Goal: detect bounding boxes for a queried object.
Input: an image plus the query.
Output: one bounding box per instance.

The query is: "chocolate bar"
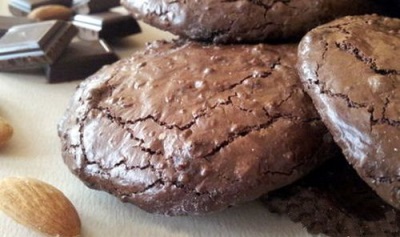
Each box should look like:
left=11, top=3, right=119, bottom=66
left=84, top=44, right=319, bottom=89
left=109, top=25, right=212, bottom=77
left=0, top=16, right=35, bottom=37
left=72, top=11, right=141, bottom=41
left=8, top=0, right=72, bottom=16
left=0, top=20, right=77, bottom=71
left=72, top=0, right=120, bottom=14
left=45, top=39, right=119, bottom=83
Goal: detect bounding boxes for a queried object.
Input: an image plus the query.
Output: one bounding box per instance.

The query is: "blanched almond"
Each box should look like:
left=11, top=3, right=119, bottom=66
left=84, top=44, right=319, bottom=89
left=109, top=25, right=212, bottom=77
left=28, top=5, right=73, bottom=21
left=0, top=177, right=81, bottom=237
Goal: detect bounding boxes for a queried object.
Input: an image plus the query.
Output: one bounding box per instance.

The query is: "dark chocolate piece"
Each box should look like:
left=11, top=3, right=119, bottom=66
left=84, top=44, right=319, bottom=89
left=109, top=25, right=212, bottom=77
left=262, top=156, right=400, bottom=237
left=0, top=20, right=77, bottom=71
left=45, top=39, right=119, bottom=83
left=72, top=11, right=141, bottom=41
left=58, top=40, right=334, bottom=216
left=72, top=0, right=120, bottom=14
left=0, top=16, right=35, bottom=37
left=8, top=0, right=72, bottom=16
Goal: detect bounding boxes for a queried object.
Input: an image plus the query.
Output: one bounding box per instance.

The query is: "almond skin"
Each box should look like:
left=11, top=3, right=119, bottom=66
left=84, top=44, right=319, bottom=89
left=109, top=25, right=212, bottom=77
left=0, top=177, right=81, bottom=237
left=27, top=5, right=73, bottom=21
left=0, top=116, right=13, bottom=147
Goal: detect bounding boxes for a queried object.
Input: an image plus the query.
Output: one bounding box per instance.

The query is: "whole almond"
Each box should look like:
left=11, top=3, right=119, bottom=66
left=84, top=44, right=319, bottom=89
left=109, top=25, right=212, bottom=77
left=0, top=177, right=81, bottom=237
left=27, top=5, right=73, bottom=21
left=0, top=116, right=13, bottom=147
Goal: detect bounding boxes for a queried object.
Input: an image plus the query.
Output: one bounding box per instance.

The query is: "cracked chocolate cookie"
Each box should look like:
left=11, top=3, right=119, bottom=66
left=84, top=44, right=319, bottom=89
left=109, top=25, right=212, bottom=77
left=121, top=0, right=383, bottom=43
left=262, top=156, right=400, bottom=237
left=58, top=40, right=332, bottom=215
left=297, top=15, right=400, bottom=209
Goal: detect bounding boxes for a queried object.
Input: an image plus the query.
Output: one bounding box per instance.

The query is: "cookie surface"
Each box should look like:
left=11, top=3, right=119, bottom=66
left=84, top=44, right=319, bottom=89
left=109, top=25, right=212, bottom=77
left=298, top=15, right=400, bottom=209
left=122, top=0, right=381, bottom=43
left=263, top=156, right=400, bottom=237
left=58, top=40, right=331, bottom=215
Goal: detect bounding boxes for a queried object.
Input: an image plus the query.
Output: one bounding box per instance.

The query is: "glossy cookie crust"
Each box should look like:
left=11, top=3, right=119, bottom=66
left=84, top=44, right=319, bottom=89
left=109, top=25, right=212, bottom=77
left=298, top=15, right=400, bottom=209
left=58, top=40, right=331, bottom=215
left=122, top=0, right=381, bottom=43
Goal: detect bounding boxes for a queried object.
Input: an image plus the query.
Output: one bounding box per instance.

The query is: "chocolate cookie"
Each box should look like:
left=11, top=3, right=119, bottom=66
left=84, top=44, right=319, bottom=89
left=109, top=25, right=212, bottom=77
left=262, top=156, right=400, bottom=237
left=297, top=15, right=400, bottom=209
left=58, top=40, right=332, bottom=215
left=122, top=0, right=382, bottom=43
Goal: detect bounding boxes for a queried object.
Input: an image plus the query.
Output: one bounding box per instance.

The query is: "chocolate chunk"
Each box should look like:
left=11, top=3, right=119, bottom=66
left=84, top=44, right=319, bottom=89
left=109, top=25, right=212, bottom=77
left=72, top=0, right=120, bottom=14
left=0, top=20, right=77, bottom=71
left=262, top=156, right=400, bottom=237
left=72, top=11, right=141, bottom=41
left=45, top=39, right=119, bottom=83
left=0, top=16, right=35, bottom=37
left=8, top=0, right=72, bottom=16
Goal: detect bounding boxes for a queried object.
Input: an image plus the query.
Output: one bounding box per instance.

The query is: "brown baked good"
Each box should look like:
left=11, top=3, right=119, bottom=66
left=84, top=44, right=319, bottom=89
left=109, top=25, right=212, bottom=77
left=122, top=0, right=384, bottom=43
left=262, top=156, right=400, bottom=237
left=58, top=40, right=332, bottom=215
left=297, top=15, right=400, bottom=209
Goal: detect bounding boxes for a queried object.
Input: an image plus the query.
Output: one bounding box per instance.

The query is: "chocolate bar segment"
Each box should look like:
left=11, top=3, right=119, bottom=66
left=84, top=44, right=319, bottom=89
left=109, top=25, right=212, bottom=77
left=73, top=11, right=141, bottom=41
left=0, top=20, right=77, bottom=71
left=0, top=16, right=35, bottom=37
left=8, top=0, right=72, bottom=16
left=72, top=0, right=120, bottom=14
left=45, top=39, right=119, bottom=83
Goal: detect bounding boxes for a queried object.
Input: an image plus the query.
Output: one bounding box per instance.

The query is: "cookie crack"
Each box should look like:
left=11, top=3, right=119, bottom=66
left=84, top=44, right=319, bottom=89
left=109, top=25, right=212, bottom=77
left=213, top=1, right=291, bottom=42
left=121, top=178, right=165, bottom=196
left=327, top=23, right=352, bottom=36
left=366, top=174, right=400, bottom=185
left=311, top=39, right=400, bottom=130
left=273, top=87, right=296, bottom=109
left=326, top=22, right=352, bottom=32
left=202, top=120, right=274, bottom=161
left=219, top=74, right=255, bottom=92
left=92, top=107, right=164, bottom=156
left=263, top=161, right=307, bottom=177
left=76, top=68, right=127, bottom=172
left=89, top=89, right=260, bottom=168
left=203, top=114, right=317, bottom=161
left=320, top=88, right=368, bottom=109
left=139, top=179, right=164, bottom=193
left=249, top=0, right=292, bottom=13
left=315, top=83, right=400, bottom=129
left=101, top=67, right=278, bottom=133
left=99, top=106, right=191, bottom=131
left=248, top=0, right=285, bottom=18
left=370, top=97, right=400, bottom=127
left=85, top=157, right=157, bottom=173
left=313, top=40, right=329, bottom=82
left=335, top=41, right=400, bottom=76
left=219, top=60, right=279, bottom=93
